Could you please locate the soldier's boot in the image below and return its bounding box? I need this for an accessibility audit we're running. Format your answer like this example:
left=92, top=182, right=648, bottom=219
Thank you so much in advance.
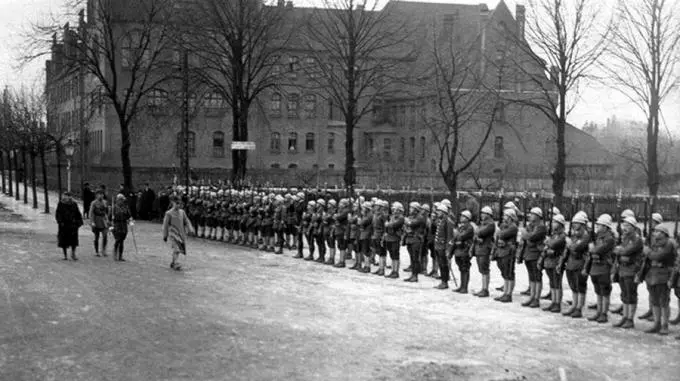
left=543, top=290, right=555, bottom=311
left=659, top=307, right=670, bottom=335
left=349, top=252, right=360, bottom=270
left=334, top=250, right=346, bottom=268
left=587, top=297, right=601, bottom=321
left=622, top=304, right=636, bottom=329
left=614, top=304, right=629, bottom=328
left=428, top=257, right=438, bottom=277
left=315, top=250, right=325, bottom=263
left=435, top=280, right=448, bottom=289
left=420, top=256, right=428, bottom=275
left=404, top=272, right=418, bottom=283
left=476, top=275, right=489, bottom=297
left=495, top=280, right=508, bottom=301
left=551, top=289, right=563, bottom=313
left=645, top=307, right=662, bottom=334
left=533, top=283, right=543, bottom=308
left=670, top=300, right=680, bottom=325
left=453, top=272, right=465, bottom=293
left=386, top=260, right=399, bottom=279
left=610, top=304, right=623, bottom=315
left=455, top=272, right=469, bottom=294
left=563, top=291, right=578, bottom=316
left=571, top=293, right=585, bottom=318
left=596, top=297, right=609, bottom=323
left=305, top=246, right=315, bottom=261
left=373, top=257, right=385, bottom=275
left=521, top=282, right=535, bottom=306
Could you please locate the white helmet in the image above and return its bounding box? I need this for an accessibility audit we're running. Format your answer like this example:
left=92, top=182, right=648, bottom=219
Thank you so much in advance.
left=504, top=201, right=516, bottom=210
left=552, top=207, right=561, bottom=216
left=596, top=214, right=613, bottom=230
left=621, top=209, right=635, bottom=219
left=409, top=201, right=420, bottom=211
left=328, top=199, right=337, bottom=207
left=361, top=202, right=372, bottom=210
left=436, top=203, right=448, bottom=214
left=652, top=213, right=663, bottom=224
left=530, top=207, right=543, bottom=219
left=622, top=216, right=637, bottom=227
left=460, top=210, right=472, bottom=220
left=308, top=200, right=316, bottom=208
left=552, top=214, right=566, bottom=226
left=481, top=206, right=493, bottom=216
left=317, top=199, right=326, bottom=206
left=392, top=202, right=404, bottom=212
left=503, top=209, right=517, bottom=221
left=441, top=199, right=452, bottom=209
left=571, top=213, right=588, bottom=226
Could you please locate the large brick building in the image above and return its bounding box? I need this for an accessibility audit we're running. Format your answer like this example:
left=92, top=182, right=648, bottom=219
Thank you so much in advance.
left=45, top=0, right=615, bottom=192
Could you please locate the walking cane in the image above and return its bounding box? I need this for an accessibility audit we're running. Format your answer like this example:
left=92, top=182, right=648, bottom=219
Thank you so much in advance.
left=130, top=220, right=140, bottom=257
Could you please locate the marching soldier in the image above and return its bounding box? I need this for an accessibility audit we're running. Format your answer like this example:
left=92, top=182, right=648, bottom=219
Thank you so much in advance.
left=371, top=200, right=388, bottom=276
left=472, top=206, right=496, bottom=297
left=433, top=203, right=454, bottom=290
left=404, top=203, right=427, bottom=283
left=494, top=208, right=518, bottom=302
left=611, top=215, right=643, bottom=329
left=584, top=214, right=616, bottom=323
left=356, top=201, right=373, bottom=273
left=639, top=213, right=663, bottom=321
left=452, top=210, right=474, bottom=294
left=520, top=207, right=547, bottom=308
left=560, top=212, right=590, bottom=318
left=538, top=214, right=567, bottom=312
left=333, top=199, right=350, bottom=268
left=384, top=202, right=405, bottom=279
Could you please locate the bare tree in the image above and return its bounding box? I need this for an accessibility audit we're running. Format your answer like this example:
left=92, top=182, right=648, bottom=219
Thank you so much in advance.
left=177, top=0, right=290, bottom=183
left=505, top=0, right=611, bottom=208
left=604, top=0, right=680, bottom=197
left=419, top=19, right=504, bottom=197
left=25, top=0, right=175, bottom=191
left=301, top=0, right=412, bottom=189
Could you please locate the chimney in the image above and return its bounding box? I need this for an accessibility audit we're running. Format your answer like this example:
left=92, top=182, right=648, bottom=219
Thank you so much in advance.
left=286, top=1, right=293, bottom=9
left=516, top=4, right=526, bottom=39
left=277, top=0, right=284, bottom=7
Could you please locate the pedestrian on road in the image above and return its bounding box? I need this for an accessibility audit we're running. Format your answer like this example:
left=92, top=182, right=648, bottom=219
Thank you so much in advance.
left=112, top=194, right=132, bottom=262
left=162, top=196, right=195, bottom=271
left=89, top=190, right=110, bottom=257
left=56, top=191, right=84, bottom=261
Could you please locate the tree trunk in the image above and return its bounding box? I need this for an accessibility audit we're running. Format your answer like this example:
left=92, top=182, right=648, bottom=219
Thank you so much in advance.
left=22, top=148, right=28, bottom=205
left=31, top=150, right=38, bottom=209
left=7, top=150, right=13, bottom=197
left=443, top=169, right=458, bottom=213
left=56, top=146, right=63, bottom=200
left=40, top=148, right=49, bottom=213
left=14, top=149, right=20, bottom=201
left=344, top=118, right=356, bottom=189
left=231, top=105, right=249, bottom=184
left=0, top=149, right=5, bottom=194
left=552, top=110, right=567, bottom=209
left=647, top=105, right=660, bottom=198
left=120, top=118, right=134, bottom=192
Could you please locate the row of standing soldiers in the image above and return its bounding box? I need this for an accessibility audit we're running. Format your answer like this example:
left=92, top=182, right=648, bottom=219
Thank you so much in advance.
left=176, top=185, right=680, bottom=339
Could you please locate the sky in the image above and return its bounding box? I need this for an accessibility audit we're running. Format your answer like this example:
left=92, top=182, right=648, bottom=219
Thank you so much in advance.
left=1, top=0, right=677, bottom=131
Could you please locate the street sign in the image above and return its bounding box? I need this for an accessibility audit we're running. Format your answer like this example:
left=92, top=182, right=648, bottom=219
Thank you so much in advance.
left=231, top=141, right=256, bottom=150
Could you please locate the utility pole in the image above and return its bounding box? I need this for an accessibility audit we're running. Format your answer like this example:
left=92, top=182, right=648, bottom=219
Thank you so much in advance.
left=182, top=49, right=190, bottom=189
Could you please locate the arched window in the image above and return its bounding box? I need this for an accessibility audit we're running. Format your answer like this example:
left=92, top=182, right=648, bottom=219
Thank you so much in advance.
left=420, top=136, right=426, bottom=159
left=270, top=132, right=281, bottom=152
left=176, top=131, right=196, bottom=158
left=213, top=131, right=225, bottom=157
left=494, top=136, right=504, bottom=158
left=328, top=132, right=335, bottom=153
left=271, top=93, right=281, bottom=116
left=305, top=132, right=315, bottom=152
left=288, top=94, right=299, bottom=118
left=288, top=132, right=298, bottom=152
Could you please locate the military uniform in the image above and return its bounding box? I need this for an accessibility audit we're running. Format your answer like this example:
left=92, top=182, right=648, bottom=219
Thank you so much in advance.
left=384, top=213, right=404, bottom=278
left=495, top=221, right=518, bottom=283
left=562, top=226, right=590, bottom=318
left=522, top=221, right=548, bottom=283
left=313, top=206, right=326, bottom=263
left=433, top=213, right=454, bottom=287
left=404, top=211, right=426, bottom=281
left=357, top=209, right=373, bottom=272
left=333, top=206, right=350, bottom=267
left=302, top=206, right=315, bottom=260
left=640, top=234, right=676, bottom=334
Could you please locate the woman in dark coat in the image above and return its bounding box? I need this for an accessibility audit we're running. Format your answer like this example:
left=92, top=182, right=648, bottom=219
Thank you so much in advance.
left=56, top=192, right=84, bottom=260
left=112, top=194, right=132, bottom=262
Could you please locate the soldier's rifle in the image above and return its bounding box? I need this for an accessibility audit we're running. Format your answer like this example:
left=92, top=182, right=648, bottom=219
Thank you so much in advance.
left=516, top=192, right=529, bottom=264
left=637, top=196, right=654, bottom=283
left=538, top=194, right=555, bottom=271
left=567, top=191, right=576, bottom=238
left=612, top=189, right=623, bottom=283
left=583, top=193, right=596, bottom=276
left=491, top=188, right=504, bottom=261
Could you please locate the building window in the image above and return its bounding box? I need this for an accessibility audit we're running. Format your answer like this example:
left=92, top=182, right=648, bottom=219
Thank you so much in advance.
left=271, top=163, right=280, bottom=169
left=305, top=56, right=318, bottom=79
left=304, top=94, right=317, bottom=118
left=328, top=132, right=335, bottom=153
left=328, top=163, right=335, bottom=169
left=305, top=133, right=315, bottom=152
left=494, top=136, right=504, bottom=159
left=271, top=93, right=281, bottom=116
left=288, top=94, right=299, bottom=118
left=288, top=163, right=298, bottom=169
left=148, top=89, right=168, bottom=107
left=272, top=64, right=282, bottom=76
left=270, top=132, right=281, bottom=152
left=409, top=137, right=415, bottom=157
left=288, top=132, right=298, bottom=152
left=288, top=56, right=299, bottom=78
left=213, top=131, right=225, bottom=157
left=176, top=131, right=196, bottom=158
left=420, top=137, right=426, bottom=159
left=206, top=92, right=225, bottom=109
left=383, top=138, right=392, bottom=158
left=399, top=137, right=405, bottom=161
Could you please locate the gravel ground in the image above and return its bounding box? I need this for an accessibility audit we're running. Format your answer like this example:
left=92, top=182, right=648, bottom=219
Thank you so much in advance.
left=0, top=193, right=679, bottom=381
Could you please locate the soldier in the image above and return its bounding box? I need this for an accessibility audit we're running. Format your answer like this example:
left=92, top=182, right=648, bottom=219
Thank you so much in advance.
left=314, top=199, right=327, bottom=263
left=404, top=203, right=427, bottom=283
left=611, top=216, right=643, bottom=329
left=323, top=199, right=338, bottom=265
left=433, top=203, right=453, bottom=290
left=539, top=214, right=567, bottom=312
left=261, top=197, right=275, bottom=252
left=494, top=208, right=518, bottom=302
left=371, top=200, right=388, bottom=275
left=584, top=214, right=616, bottom=323
left=333, top=199, right=350, bottom=268
left=560, top=212, right=590, bottom=318
left=452, top=210, right=474, bottom=294
left=670, top=244, right=680, bottom=339
left=424, top=204, right=438, bottom=278
left=519, top=207, right=548, bottom=308
left=293, top=193, right=306, bottom=258
left=639, top=213, right=664, bottom=321
left=472, top=206, right=496, bottom=297
left=273, top=195, right=286, bottom=254
left=89, top=190, right=110, bottom=257
left=637, top=225, right=676, bottom=335
left=384, top=202, right=405, bottom=279
left=302, top=200, right=316, bottom=260
left=347, top=201, right=361, bottom=269
left=356, top=201, right=373, bottom=273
